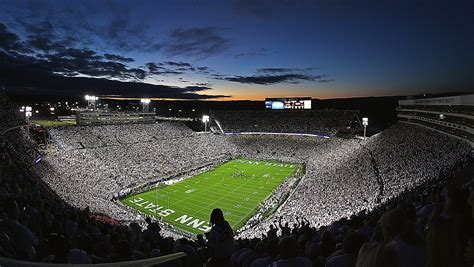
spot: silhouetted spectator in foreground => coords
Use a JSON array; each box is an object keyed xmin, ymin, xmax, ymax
[
  {"xmin": 271, "ymin": 236, "xmax": 311, "ymax": 267},
  {"xmin": 325, "ymin": 231, "xmax": 366, "ymax": 267},
  {"xmin": 380, "ymin": 208, "xmax": 425, "ymax": 267},
  {"xmin": 425, "ymin": 186, "xmax": 472, "ymax": 267},
  {"xmin": 207, "ymin": 208, "xmax": 235, "ymax": 267},
  {"xmin": 356, "ymin": 242, "xmax": 399, "ymax": 267}
]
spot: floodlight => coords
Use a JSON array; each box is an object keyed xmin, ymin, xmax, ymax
[
  {"xmin": 362, "ymin": 117, "xmax": 368, "ymax": 139},
  {"xmin": 85, "ymin": 95, "xmax": 90, "ymax": 100},
  {"xmin": 362, "ymin": 117, "xmax": 368, "ymax": 126},
  {"xmin": 202, "ymin": 115, "xmax": 210, "ymax": 132},
  {"xmin": 25, "ymin": 106, "xmax": 32, "ymax": 112},
  {"xmin": 140, "ymin": 99, "xmax": 151, "ymax": 112},
  {"xmin": 49, "ymin": 107, "xmax": 55, "ymax": 111}
]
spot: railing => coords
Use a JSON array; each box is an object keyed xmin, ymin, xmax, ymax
[{"xmin": 0, "ymin": 252, "xmax": 187, "ymax": 267}]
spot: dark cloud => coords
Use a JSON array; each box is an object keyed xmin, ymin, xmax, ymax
[
  {"xmin": 220, "ymin": 74, "xmax": 323, "ymax": 85},
  {"xmin": 318, "ymin": 79, "xmax": 335, "ymax": 83},
  {"xmin": 193, "ymin": 82, "xmax": 211, "ymax": 87},
  {"xmin": 197, "ymin": 67, "xmax": 210, "ymax": 73},
  {"xmin": 160, "ymin": 27, "xmax": 230, "ymax": 59},
  {"xmin": 256, "ymin": 67, "xmax": 314, "ymax": 73},
  {"xmin": 0, "ymin": 66, "xmax": 228, "ymax": 99},
  {"xmin": 16, "ymin": 18, "xmax": 75, "ymax": 53},
  {"xmin": 0, "ymin": 23, "xmax": 31, "ymax": 53},
  {"xmin": 184, "ymin": 85, "xmax": 212, "ymax": 92},
  {"xmin": 104, "ymin": 53, "xmax": 134, "ymax": 62},
  {"xmin": 12, "ymin": 2, "xmax": 161, "ymax": 53},
  {"xmin": 163, "ymin": 61, "xmax": 192, "ymax": 67},
  {"xmin": 145, "ymin": 62, "xmax": 183, "ymax": 75},
  {"xmin": 234, "ymin": 48, "xmax": 272, "ymax": 58},
  {"xmin": 34, "ymin": 48, "xmax": 149, "ymax": 80},
  {"xmin": 218, "ymin": 66, "xmax": 332, "ymax": 85},
  {"xmin": 0, "ymin": 23, "xmax": 227, "ymax": 99},
  {"xmin": 145, "ymin": 61, "xmax": 214, "ymax": 75}
]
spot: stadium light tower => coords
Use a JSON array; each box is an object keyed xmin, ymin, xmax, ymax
[
  {"xmin": 85, "ymin": 95, "xmax": 99, "ymax": 110},
  {"xmin": 140, "ymin": 98, "xmax": 151, "ymax": 112},
  {"xmin": 202, "ymin": 115, "xmax": 210, "ymax": 132},
  {"xmin": 25, "ymin": 106, "xmax": 32, "ymax": 121},
  {"xmin": 362, "ymin": 117, "xmax": 369, "ymax": 139}
]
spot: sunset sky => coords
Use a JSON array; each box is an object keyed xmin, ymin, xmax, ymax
[{"xmin": 0, "ymin": 0, "xmax": 472, "ymax": 100}]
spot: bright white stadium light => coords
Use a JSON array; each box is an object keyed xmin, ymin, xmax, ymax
[
  {"xmin": 362, "ymin": 117, "xmax": 368, "ymax": 139},
  {"xmin": 25, "ymin": 106, "xmax": 32, "ymax": 118},
  {"xmin": 140, "ymin": 99, "xmax": 151, "ymax": 112},
  {"xmin": 85, "ymin": 95, "xmax": 90, "ymax": 100},
  {"xmin": 49, "ymin": 107, "xmax": 55, "ymax": 111},
  {"xmin": 362, "ymin": 117, "xmax": 368, "ymax": 126},
  {"xmin": 202, "ymin": 115, "xmax": 210, "ymax": 132}
]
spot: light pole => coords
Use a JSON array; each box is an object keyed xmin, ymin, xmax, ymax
[
  {"xmin": 85, "ymin": 95, "xmax": 98, "ymax": 110},
  {"xmin": 202, "ymin": 115, "xmax": 209, "ymax": 132},
  {"xmin": 140, "ymin": 99, "xmax": 151, "ymax": 112},
  {"xmin": 25, "ymin": 106, "xmax": 32, "ymax": 122},
  {"xmin": 362, "ymin": 117, "xmax": 369, "ymax": 139}
]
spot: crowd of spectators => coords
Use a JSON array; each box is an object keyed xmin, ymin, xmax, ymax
[
  {"xmin": 1, "ymin": 173, "xmax": 473, "ymax": 266},
  {"xmin": 211, "ymin": 110, "xmax": 359, "ymax": 136},
  {"xmin": 1, "ymin": 93, "xmax": 473, "ymax": 266}
]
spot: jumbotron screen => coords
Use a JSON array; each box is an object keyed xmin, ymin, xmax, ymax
[{"xmin": 265, "ymin": 97, "xmax": 312, "ymax": 110}]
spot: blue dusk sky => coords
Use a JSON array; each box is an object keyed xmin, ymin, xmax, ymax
[{"xmin": 0, "ymin": 0, "xmax": 472, "ymax": 100}]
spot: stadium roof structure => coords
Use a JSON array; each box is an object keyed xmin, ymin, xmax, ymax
[{"xmin": 399, "ymin": 94, "xmax": 474, "ymax": 106}]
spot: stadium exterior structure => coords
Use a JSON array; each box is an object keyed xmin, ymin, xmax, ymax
[{"xmin": 397, "ymin": 93, "xmax": 474, "ymax": 147}]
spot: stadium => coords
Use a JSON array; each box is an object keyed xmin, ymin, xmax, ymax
[
  {"xmin": 1, "ymin": 92, "xmax": 473, "ymax": 266},
  {"xmin": 0, "ymin": 1, "xmax": 473, "ymax": 265}
]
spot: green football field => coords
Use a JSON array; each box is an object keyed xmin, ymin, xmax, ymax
[{"xmin": 121, "ymin": 159, "xmax": 299, "ymax": 235}]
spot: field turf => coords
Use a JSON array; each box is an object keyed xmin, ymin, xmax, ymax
[{"xmin": 121, "ymin": 159, "xmax": 299, "ymax": 235}]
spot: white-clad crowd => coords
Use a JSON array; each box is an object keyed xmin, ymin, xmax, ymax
[
  {"xmin": 1, "ymin": 94, "xmax": 473, "ymax": 265},
  {"xmin": 32, "ymin": 121, "xmax": 471, "ymax": 239},
  {"xmin": 211, "ymin": 110, "xmax": 359, "ymax": 136}
]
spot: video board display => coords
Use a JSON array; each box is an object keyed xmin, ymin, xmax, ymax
[{"xmin": 265, "ymin": 97, "xmax": 312, "ymax": 110}]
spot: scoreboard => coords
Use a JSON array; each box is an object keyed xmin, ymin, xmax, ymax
[{"xmin": 265, "ymin": 97, "xmax": 312, "ymax": 110}]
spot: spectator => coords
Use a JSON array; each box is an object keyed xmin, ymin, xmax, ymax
[
  {"xmin": 355, "ymin": 242, "xmax": 399, "ymax": 267},
  {"xmin": 207, "ymin": 208, "xmax": 235, "ymax": 267},
  {"xmin": 270, "ymin": 236, "xmax": 311, "ymax": 267}
]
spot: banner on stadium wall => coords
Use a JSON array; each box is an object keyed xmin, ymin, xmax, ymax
[{"xmin": 398, "ymin": 94, "xmax": 474, "ymax": 106}]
